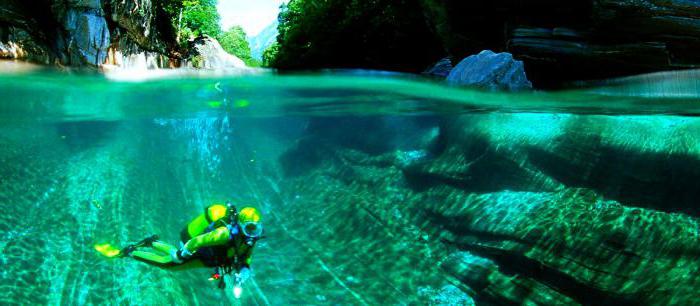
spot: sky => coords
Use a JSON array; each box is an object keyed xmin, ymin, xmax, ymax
[{"xmin": 218, "ymin": 0, "xmax": 288, "ymax": 37}]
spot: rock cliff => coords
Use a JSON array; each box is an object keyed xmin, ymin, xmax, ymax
[
  {"xmin": 420, "ymin": 0, "xmax": 700, "ymax": 86},
  {"xmin": 0, "ymin": 0, "xmax": 180, "ymax": 67}
]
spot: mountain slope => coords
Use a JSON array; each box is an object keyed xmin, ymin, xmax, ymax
[{"xmin": 248, "ymin": 20, "xmax": 279, "ymax": 60}]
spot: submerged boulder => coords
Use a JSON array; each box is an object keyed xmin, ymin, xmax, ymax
[
  {"xmin": 447, "ymin": 50, "xmax": 532, "ymax": 91},
  {"xmin": 277, "ymin": 112, "xmax": 700, "ymax": 305}
]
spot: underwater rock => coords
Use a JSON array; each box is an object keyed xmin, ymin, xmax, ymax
[
  {"xmin": 432, "ymin": 114, "xmax": 700, "ymax": 216},
  {"xmin": 433, "ymin": 189, "xmax": 700, "ymax": 305},
  {"xmin": 395, "ymin": 150, "xmax": 430, "ymax": 168},
  {"xmin": 446, "ymin": 50, "xmax": 532, "ymax": 91},
  {"xmin": 278, "ymin": 113, "xmax": 700, "ymax": 305},
  {"xmin": 423, "ymin": 57, "xmax": 453, "ymax": 78},
  {"xmin": 418, "ymin": 284, "xmax": 475, "ymax": 306},
  {"xmin": 525, "ymin": 116, "xmax": 700, "ymax": 216},
  {"xmin": 279, "ymin": 117, "xmax": 441, "ymax": 177}
]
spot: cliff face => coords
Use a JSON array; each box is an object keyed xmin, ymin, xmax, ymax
[
  {"xmin": 420, "ymin": 0, "xmax": 700, "ymax": 86},
  {"xmin": 271, "ymin": 0, "xmax": 700, "ymax": 85},
  {"xmin": 0, "ymin": 0, "xmax": 179, "ymax": 66}
]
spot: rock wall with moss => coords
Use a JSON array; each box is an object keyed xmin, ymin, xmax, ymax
[
  {"xmin": 272, "ymin": 0, "xmax": 700, "ymax": 85},
  {"xmin": 0, "ymin": 0, "xmax": 181, "ymax": 66},
  {"xmin": 420, "ymin": 0, "xmax": 700, "ymax": 86}
]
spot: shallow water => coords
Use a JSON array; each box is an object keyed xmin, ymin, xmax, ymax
[
  {"xmin": 3, "ymin": 69, "xmax": 700, "ymax": 122},
  {"xmin": 1, "ymin": 68, "xmax": 699, "ymax": 305}
]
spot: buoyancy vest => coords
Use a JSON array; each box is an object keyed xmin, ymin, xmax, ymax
[{"xmin": 198, "ymin": 211, "xmax": 258, "ymax": 271}]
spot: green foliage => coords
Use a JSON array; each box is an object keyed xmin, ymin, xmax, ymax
[
  {"xmin": 218, "ymin": 26, "xmax": 260, "ymax": 67},
  {"xmin": 180, "ymin": 0, "xmax": 221, "ymax": 39},
  {"xmin": 271, "ymin": 0, "xmax": 443, "ymax": 72},
  {"xmin": 190, "ymin": 54, "xmax": 204, "ymax": 68},
  {"xmin": 262, "ymin": 43, "xmax": 279, "ymax": 67},
  {"xmin": 157, "ymin": 0, "xmax": 221, "ymax": 44},
  {"xmin": 157, "ymin": 0, "xmax": 265, "ymax": 67}
]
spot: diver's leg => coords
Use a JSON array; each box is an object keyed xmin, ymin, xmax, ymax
[
  {"xmin": 130, "ymin": 250, "xmax": 205, "ymax": 270},
  {"xmin": 151, "ymin": 241, "xmax": 178, "ymax": 254},
  {"xmin": 168, "ymin": 259, "xmax": 206, "ymax": 271},
  {"xmin": 131, "ymin": 250, "xmax": 174, "ymax": 266},
  {"xmin": 128, "ymin": 241, "xmax": 178, "ymax": 266},
  {"xmin": 118, "ymin": 235, "xmax": 159, "ymax": 257}
]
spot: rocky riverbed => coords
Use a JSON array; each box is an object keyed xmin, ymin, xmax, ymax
[{"xmin": 277, "ymin": 113, "xmax": 700, "ymax": 305}]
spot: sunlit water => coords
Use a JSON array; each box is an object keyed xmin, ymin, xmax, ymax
[{"xmin": 1, "ymin": 67, "xmax": 699, "ymax": 305}]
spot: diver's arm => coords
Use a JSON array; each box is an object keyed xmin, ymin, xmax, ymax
[
  {"xmin": 237, "ymin": 244, "xmax": 258, "ymax": 285},
  {"xmin": 183, "ymin": 226, "xmax": 230, "ymax": 253},
  {"xmin": 173, "ymin": 226, "xmax": 230, "ymax": 262},
  {"xmin": 181, "ymin": 204, "xmax": 229, "ymax": 241}
]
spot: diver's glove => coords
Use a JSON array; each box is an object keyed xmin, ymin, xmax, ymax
[
  {"xmin": 170, "ymin": 247, "xmax": 193, "ymax": 264},
  {"xmin": 237, "ymin": 267, "xmax": 251, "ymax": 284}
]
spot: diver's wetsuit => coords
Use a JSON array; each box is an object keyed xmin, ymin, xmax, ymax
[{"xmin": 130, "ymin": 204, "xmax": 255, "ymax": 270}]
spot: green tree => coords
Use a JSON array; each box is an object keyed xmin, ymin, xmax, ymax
[
  {"xmin": 156, "ymin": 0, "xmax": 238, "ymax": 62},
  {"xmin": 262, "ymin": 42, "xmax": 279, "ymax": 67},
  {"xmin": 180, "ymin": 0, "xmax": 221, "ymax": 39},
  {"xmin": 272, "ymin": 0, "xmax": 443, "ymax": 72},
  {"xmin": 218, "ymin": 26, "xmax": 259, "ymax": 66},
  {"xmin": 156, "ymin": 0, "xmax": 221, "ymax": 42}
]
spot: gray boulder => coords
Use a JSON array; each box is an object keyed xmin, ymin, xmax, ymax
[
  {"xmin": 0, "ymin": 0, "xmax": 177, "ymax": 67},
  {"xmin": 64, "ymin": 9, "xmax": 110, "ymax": 65},
  {"xmin": 447, "ymin": 50, "xmax": 532, "ymax": 91},
  {"xmin": 423, "ymin": 57, "xmax": 453, "ymax": 78},
  {"xmin": 189, "ymin": 36, "xmax": 246, "ymax": 69}
]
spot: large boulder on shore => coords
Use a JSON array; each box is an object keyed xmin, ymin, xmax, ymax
[
  {"xmin": 62, "ymin": 3, "xmax": 110, "ymax": 65},
  {"xmin": 447, "ymin": 50, "xmax": 532, "ymax": 91},
  {"xmin": 423, "ymin": 57, "xmax": 453, "ymax": 78},
  {"xmin": 188, "ymin": 36, "xmax": 246, "ymax": 69}
]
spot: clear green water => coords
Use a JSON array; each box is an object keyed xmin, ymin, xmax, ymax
[
  {"xmin": 3, "ymin": 69, "xmax": 700, "ymax": 122},
  {"xmin": 1, "ymin": 68, "xmax": 699, "ymax": 305}
]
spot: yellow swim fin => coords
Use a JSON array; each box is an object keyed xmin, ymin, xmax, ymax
[{"xmin": 94, "ymin": 243, "xmax": 122, "ymax": 258}]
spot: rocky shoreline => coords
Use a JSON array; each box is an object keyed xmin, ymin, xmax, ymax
[
  {"xmin": 0, "ymin": 0, "xmax": 178, "ymax": 66},
  {"xmin": 3, "ymin": 0, "xmax": 700, "ymax": 86}
]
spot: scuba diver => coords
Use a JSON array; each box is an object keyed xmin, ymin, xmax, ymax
[{"xmin": 95, "ymin": 203, "xmax": 263, "ymax": 297}]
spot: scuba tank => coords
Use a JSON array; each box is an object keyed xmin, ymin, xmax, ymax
[{"xmin": 226, "ymin": 202, "xmax": 238, "ymax": 224}]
